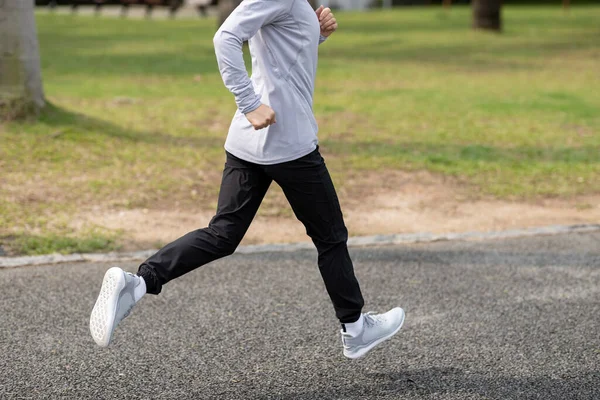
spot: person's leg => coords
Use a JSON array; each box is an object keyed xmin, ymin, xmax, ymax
[
  {"xmin": 138, "ymin": 152, "xmax": 272, "ymax": 294},
  {"xmin": 265, "ymin": 148, "xmax": 405, "ymax": 359},
  {"xmin": 91, "ymin": 152, "xmax": 271, "ymax": 347},
  {"xmin": 265, "ymin": 148, "xmax": 364, "ymax": 324}
]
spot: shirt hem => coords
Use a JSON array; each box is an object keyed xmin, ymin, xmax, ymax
[{"xmin": 224, "ymin": 143, "xmax": 318, "ymax": 165}]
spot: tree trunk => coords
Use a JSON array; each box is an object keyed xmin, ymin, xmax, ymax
[
  {"xmin": 217, "ymin": 0, "xmax": 242, "ymax": 28},
  {"xmin": 472, "ymin": 0, "xmax": 502, "ymax": 32},
  {"xmin": 0, "ymin": 0, "xmax": 45, "ymax": 120}
]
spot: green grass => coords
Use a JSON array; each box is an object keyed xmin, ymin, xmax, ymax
[
  {"xmin": 7, "ymin": 229, "xmax": 120, "ymax": 256},
  {"xmin": 1, "ymin": 6, "xmax": 600, "ymax": 254}
]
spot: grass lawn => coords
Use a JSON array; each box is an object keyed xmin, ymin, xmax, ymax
[{"xmin": 1, "ymin": 5, "xmax": 599, "ymax": 255}]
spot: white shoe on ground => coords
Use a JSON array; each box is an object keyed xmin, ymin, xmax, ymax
[
  {"xmin": 90, "ymin": 267, "xmax": 145, "ymax": 347},
  {"xmin": 341, "ymin": 307, "xmax": 405, "ymax": 359}
]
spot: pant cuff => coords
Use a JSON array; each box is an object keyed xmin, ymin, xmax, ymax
[
  {"xmin": 137, "ymin": 264, "xmax": 162, "ymax": 295},
  {"xmin": 339, "ymin": 311, "xmax": 362, "ymax": 324}
]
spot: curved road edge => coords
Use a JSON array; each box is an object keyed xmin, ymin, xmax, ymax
[{"xmin": 1, "ymin": 223, "xmax": 599, "ymax": 269}]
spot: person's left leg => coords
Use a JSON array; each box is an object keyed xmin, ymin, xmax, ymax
[
  {"xmin": 265, "ymin": 148, "xmax": 364, "ymax": 323},
  {"xmin": 265, "ymin": 148, "xmax": 405, "ymax": 359}
]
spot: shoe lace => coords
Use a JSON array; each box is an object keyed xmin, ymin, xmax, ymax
[
  {"xmin": 342, "ymin": 312, "xmax": 383, "ymax": 350},
  {"xmin": 363, "ymin": 311, "xmax": 384, "ymax": 328}
]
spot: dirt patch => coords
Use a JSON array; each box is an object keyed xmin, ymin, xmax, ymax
[{"xmin": 73, "ymin": 170, "xmax": 600, "ymax": 252}]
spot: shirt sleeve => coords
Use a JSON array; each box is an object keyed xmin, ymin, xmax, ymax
[
  {"xmin": 213, "ymin": 0, "xmax": 290, "ymax": 115},
  {"xmin": 319, "ymin": 35, "xmax": 328, "ymax": 45}
]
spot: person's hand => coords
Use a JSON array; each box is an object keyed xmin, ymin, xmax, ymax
[
  {"xmin": 245, "ymin": 104, "xmax": 276, "ymax": 130},
  {"xmin": 316, "ymin": 6, "xmax": 338, "ymax": 37}
]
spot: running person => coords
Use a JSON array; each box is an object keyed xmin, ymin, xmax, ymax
[{"xmin": 90, "ymin": 0, "xmax": 405, "ymax": 359}]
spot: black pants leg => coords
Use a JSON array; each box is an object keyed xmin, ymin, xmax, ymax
[
  {"xmin": 265, "ymin": 149, "xmax": 364, "ymax": 323},
  {"xmin": 138, "ymin": 153, "xmax": 271, "ymax": 294},
  {"xmin": 137, "ymin": 149, "xmax": 364, "ymax": 323}
]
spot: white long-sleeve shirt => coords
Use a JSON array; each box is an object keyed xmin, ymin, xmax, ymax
[{"xmin": 213, "ymin": 0, "xmax": 326, "ymax": 164}]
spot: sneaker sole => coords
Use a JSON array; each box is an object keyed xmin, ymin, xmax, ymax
[
  {"xmin": 344, "ymin": 308, "xmax": 405, "ymax": 359},
  {"xmin": 89, "ymin": 267, "xmax": 126, "ymax": 347}
]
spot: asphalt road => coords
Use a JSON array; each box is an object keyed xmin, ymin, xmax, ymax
[{"xmin": 1, "ymin": 232, "xmax": 599, "ymax": 399}]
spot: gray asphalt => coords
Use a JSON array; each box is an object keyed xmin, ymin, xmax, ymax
[{"xmin": 1, "ymin": 232, "xmax": 599, "ymax": 399}]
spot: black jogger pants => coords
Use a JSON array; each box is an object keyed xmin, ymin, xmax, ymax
[{"xmin": 137, "ymin": 148, "xmax": 364, "ymax": 323}]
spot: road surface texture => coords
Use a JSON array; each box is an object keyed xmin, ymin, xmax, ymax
[{"xmin": 1, "ymin": 232, "xmax": 599, "ymax": 399}]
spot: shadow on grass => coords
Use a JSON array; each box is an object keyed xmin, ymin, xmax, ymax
[
  {"xmin": 342, "ymin": 7, "xmax": 600, "ymax": 35},
  {"xmin": 321, "ymin": 138, "xmax": 600, "ymax": 196},
  {"xmin": 41, "ymin": 46, "xmax": 220, "ymax": 77},
  {"xmin": 37, "ymin": 17, "xmax": 220, "ymax": 77},
  {"xmin": 38, "ymin": 102, "xmax": 224, "ymax": 149},
  {"xmin": 322, "ymin": 32, "xmax": 598, "ymax": 71},
  {"xmin": 322, "ymin": 139, "xmax": 600, "ymax": 166},
  {"xmin": 35, "ymin": 10, "xmax": 600, "ymax": 77}
]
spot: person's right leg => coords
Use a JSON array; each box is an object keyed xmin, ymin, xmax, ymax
[
  {"xmin": 90, "ymin": 152, "xmax": 271, "ymax": 346},
  {"xmin": 137, "ymin": 153, "xmax": 272, "ymax": 294}
]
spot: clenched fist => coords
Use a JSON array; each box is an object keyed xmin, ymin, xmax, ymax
[
  {"xmin": 245, "ymin": 104, "xmax": 276, "ymax": 130},
  {"xmin": 316, "ymin": 6, "xmax": 338, "ymax": 37}
]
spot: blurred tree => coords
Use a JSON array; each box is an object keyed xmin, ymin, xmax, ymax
[
  {"xmin": 472, "ymin": 0, "xmax": 502, "ymax": 32},
  {"xmin": 217, "ymin": 0, "xmax": 241, "ymax": 27},
  {"xmin": 0, "ymin": 0, "xmax": 45, "ymax": 119},
  {"xmin": 218, "ymin": 0, "xmax": 318, "ymax": 28}
]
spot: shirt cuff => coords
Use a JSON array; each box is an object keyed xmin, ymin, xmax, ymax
[{"xmin": 240, "ymin": 95, "xmax": 262, "ymax": 115}]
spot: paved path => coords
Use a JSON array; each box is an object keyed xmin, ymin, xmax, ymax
[{"xmin": 1, "ymin": 232, "xmax": 599, "ymax": 399}]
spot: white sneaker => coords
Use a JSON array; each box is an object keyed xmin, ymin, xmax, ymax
[
  {"xmin": 341, "ymin": 307, "xmax": 405, "ymax": 359},
  {"xmin": 89, "ymin": 267, "xmax": 145, "ymax": 347}
]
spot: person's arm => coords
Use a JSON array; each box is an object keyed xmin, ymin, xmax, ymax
[
  {"xmin": 213, "ymin": 0, "xmax": 289, "ymax": 129},
  {"xmin": 316, "ymin": 5, "xmax": 338, "ymax": 45}
]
